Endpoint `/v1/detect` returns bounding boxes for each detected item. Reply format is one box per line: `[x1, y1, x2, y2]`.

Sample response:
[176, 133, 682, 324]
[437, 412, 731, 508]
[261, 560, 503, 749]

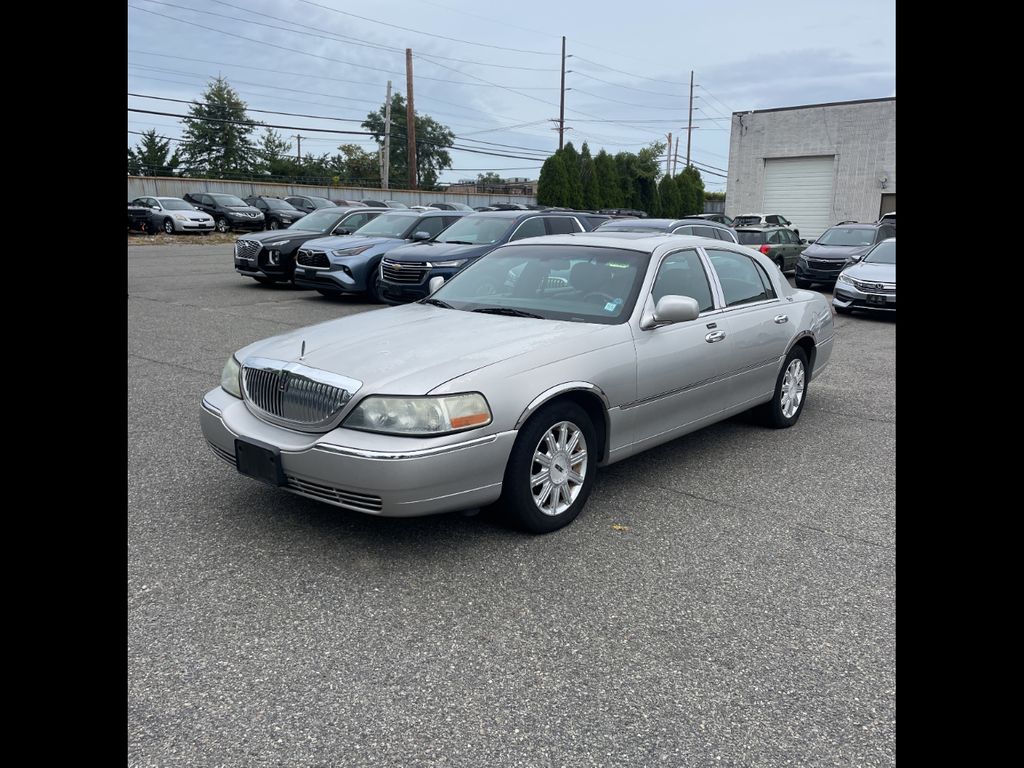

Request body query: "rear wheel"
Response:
[501, 401, 597, 534]
[774, 256, 785, 273]
[760, 346, 809, 428]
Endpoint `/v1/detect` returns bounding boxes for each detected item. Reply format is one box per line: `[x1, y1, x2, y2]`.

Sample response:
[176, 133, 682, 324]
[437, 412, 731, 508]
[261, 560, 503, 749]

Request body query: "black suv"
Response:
[376, 210, 595, 304]
[183, 192, 264, 232]
[233, 207, 386, 285]
[243, 196, 306, 230]
[735, 226, 807, 273]
[796, 221, 897, 288]
[284, 195, 336, 214]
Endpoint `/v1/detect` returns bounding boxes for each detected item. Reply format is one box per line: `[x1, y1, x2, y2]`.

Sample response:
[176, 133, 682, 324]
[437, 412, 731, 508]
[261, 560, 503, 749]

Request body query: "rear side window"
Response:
[510, 217, 547, 241]
[767, 230, 783, 244]
[672, 225, 695, 236]
[693, 226, 719, 238]
[651, 249, 714, 313]
[705, 249, 773, 307]
[545, 217, 580, 235]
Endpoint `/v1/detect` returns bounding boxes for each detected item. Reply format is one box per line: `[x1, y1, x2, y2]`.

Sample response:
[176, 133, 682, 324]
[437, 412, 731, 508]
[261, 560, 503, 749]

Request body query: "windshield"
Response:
[434, 216, 513, 244]
[737, 231, 766, 244]
[263, 198, 296, 211]
[309, 197, 335, 209]
[863, 240, 896, 264]
[430, 244, 651, 325]
[287, 208, 340, 233]
[350, 212, 417, 238]
[158, 198, 193, 211]
[209, 194, 248, 207]
[816, 227, 875, 246]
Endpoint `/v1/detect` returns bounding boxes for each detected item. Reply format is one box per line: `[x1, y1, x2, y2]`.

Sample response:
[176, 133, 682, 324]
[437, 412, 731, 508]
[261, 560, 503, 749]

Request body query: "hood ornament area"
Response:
[300, 340, 306, 359]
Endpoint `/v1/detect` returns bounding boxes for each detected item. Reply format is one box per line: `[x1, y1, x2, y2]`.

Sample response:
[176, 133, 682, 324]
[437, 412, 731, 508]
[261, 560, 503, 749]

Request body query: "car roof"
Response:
[735, 225, 785, 231]
[828, 223, 881, 230]
[464, 209, 583, 219]
[503, 231, 737, 253]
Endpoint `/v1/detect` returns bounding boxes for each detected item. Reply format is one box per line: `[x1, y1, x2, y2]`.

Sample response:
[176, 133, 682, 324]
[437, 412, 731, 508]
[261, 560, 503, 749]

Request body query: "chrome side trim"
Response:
[514, 382, 611, 430]
[201, 398, 223, 417]
[312, 432, 506, 460]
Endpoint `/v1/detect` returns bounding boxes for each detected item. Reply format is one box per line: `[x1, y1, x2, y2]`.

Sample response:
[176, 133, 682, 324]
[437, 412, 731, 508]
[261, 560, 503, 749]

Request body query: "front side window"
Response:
[706, 249, 773, 307]
[336, 212, 375, 231]
[430, 245, 650, 325]
[351, 213, 419, 238]
[288, 209, 339, 233]
[411, 216, 446, 238]
[510, 217, 547, 241]
[434, 216, 514, 245]
[650, 249, 714, 313]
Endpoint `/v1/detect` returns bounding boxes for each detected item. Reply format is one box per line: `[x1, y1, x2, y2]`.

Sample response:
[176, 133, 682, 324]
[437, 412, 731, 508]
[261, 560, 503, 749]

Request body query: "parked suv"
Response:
[733, 212, 795, 232]
[131, 196, 216, 234]
[284, 195, 335, 214]
[183, 193, 264, 232]
[376, 210, 593, 304]
[596, 217, 738, 243]
[243, 196, 306, 230]
[735, 226, 806, 273]
[293, 210, 467, 301]
[795, 222, 896, 288]
[233, 207, 386, 285]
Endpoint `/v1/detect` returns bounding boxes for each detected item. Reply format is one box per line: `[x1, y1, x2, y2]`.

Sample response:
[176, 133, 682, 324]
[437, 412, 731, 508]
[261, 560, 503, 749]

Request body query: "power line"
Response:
[570, 55, 693, 88]
[570, 87, 692, 112]
[128, 92, 367, 123]
[568, 69, 689, 99]
[696, 84, 738, 116]
[292, 0, 558, 56]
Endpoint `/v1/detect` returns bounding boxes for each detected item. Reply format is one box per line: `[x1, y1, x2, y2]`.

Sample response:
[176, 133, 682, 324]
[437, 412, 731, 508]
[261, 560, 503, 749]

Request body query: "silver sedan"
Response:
[201, 233, 835, 533]
[833, 237, 896, 313]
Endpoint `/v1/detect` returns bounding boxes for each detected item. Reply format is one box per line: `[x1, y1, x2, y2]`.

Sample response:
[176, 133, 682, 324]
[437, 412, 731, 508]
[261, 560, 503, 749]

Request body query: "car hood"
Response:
[803, 243, 872, 260]
[299, 234, 405, 251]
[386, 240, 494, 262]
[236, 230, 323, 246]
[227, 206, 263, 215]
[272, 209, 306, 219]
[841, 261, 895, 283]
[235, 303, 609, 395]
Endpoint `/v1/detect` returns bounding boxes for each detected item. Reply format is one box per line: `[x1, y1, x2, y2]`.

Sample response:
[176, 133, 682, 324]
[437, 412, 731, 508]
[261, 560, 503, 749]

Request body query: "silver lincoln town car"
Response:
[201, 232, 835, 533]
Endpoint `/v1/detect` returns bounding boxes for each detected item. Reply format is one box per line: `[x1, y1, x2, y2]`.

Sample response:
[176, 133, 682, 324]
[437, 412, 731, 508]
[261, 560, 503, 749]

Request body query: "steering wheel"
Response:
[583, 292, 616, 306]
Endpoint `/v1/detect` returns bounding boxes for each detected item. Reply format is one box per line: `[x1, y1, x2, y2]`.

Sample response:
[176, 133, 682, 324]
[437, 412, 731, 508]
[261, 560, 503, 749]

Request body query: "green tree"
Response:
[537, 153, 570, 206]
[674, 172, 696, 218]
[705, 190, 726, 202]
[477, 172, 504, 185]
[363, 93, 454, 189]
[560, 142, 583, 208]
[593, 150, 620, 208]
[128, 129, 180, 177]
[334, 144, 380, 186]
[178, 76, 257, 178]
[658, 174, 682, 219]
[681, 165, 706, 214]
[254, 128, 296, 180]
[637, 176, 661, 217]
[613, 152, 639, 209]
[579, 142, 600, 210]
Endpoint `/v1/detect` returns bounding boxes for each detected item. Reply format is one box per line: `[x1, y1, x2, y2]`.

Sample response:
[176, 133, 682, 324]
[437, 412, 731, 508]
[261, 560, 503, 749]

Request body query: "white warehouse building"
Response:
[725, 97, 896, 239]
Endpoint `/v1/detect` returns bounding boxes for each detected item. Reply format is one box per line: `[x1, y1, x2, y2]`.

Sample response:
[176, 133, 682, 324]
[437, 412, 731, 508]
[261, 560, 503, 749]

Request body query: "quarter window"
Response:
[650, 249, 714, 313]
[705, 249, 774, 307]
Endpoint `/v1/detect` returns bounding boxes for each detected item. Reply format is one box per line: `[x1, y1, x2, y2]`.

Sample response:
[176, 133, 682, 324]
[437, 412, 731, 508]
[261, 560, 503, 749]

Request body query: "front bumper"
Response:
[795, 260, 847, 283]
[833, 284, 896, 312]
[378, 265, 462, 304]
[200, 386, 515, 517]
[227, 217, 265, 231]
[178, 221, 215, 232]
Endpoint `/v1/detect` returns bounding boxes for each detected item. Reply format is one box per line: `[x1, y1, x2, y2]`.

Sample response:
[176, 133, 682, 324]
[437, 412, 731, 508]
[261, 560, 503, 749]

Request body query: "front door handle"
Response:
[705, 330, 726, 343]
[774, 314, 789, 324]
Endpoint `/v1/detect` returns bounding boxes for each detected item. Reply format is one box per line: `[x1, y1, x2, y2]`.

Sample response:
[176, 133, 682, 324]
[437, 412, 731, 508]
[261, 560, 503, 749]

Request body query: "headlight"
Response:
[430, 259, 468, 268]
[331, 245, 372, 257]
[221, 355, 242, 398]
[265, 240, 291, 246]
[837, 273, 853, 285]
[344, 393, 492, 436]
[174, 214, 189, 221]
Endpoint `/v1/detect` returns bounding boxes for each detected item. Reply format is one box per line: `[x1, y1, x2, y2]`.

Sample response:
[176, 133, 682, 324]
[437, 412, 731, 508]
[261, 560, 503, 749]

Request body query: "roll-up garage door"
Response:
[762, 156, 835, 239]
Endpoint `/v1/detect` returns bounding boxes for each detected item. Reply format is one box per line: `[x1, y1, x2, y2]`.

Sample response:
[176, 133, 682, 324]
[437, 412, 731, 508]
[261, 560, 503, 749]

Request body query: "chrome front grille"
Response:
[851, 278, 896, 294]
[381, 259, 428, 284]
[241, 358, 361, 430]
[808, 259, 843, 270]
[285, 475, 383, 512]
[235, 240, 261, 260]
[297, 249, 330, 269]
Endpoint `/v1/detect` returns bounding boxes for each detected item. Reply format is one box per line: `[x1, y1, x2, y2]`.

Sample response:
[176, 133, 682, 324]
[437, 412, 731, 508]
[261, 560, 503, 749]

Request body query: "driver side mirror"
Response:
[411, 230, 432, 241]
[151, 206, 160, 212]
[800, 238, 807, 245]
[334, 227, 353, 235]
[428, 276, 445, 293]
[640, 295, 700, 329]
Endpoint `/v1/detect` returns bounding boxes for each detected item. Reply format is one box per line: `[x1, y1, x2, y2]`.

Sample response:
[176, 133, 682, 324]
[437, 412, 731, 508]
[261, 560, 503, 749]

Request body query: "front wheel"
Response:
[215, 217, 229, 233]
[366, 263, 383, 303]
[501, 401, 597, 534]
[162, 218, 175, 235]
[269, 219, 280, 230]
[761, 346, 809, 428]
[795, 277, 812, 289]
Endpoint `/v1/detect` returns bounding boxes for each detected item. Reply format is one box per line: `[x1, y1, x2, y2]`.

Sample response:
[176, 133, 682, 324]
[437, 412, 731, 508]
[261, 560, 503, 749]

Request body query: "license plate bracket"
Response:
[235, 438, 285, 486]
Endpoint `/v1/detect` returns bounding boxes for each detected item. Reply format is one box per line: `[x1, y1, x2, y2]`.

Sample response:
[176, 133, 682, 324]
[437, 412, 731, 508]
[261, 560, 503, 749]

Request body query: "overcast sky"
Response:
[127, 0, 896, 191]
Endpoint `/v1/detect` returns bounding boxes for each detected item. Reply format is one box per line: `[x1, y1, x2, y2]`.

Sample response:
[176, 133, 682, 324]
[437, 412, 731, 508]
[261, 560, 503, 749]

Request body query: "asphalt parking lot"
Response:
[128, 242, 895, 767]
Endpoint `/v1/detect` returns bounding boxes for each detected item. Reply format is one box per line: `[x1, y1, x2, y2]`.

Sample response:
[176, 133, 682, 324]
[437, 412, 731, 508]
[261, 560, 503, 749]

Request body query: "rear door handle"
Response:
[705, 330, 726, 343]
[774, 314, 789, 324]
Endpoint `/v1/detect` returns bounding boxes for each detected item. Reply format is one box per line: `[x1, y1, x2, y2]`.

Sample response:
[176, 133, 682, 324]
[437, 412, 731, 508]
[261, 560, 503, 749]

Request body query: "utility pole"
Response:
[672, 135, 680, 176]
[558, 36, 566, 150]
[405, 49, 417, 189]
[665, 132, 672, 176]
[382, 80, 392, 190]
[292, 134, 303, 161]
[685, 70, 694, 169]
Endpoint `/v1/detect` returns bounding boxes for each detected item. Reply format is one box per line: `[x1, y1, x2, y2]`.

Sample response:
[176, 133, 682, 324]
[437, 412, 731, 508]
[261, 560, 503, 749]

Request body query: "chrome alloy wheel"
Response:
[781, 358, 806, 418]
[530, 421, 588, 516]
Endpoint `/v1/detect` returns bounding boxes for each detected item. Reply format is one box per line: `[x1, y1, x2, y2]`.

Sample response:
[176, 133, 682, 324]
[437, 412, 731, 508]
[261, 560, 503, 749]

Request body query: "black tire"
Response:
[760, 346, 809, 429]
[269, 219, 281, 230]
[215, 217, 229, 233]
[795, 277, 812, 289]
[366, 262, 383, 303]
[774, 256, 785, 273]
[316, 288, 342, 298]
[162, 218, 175, 235]
[501, 401, 598, 534]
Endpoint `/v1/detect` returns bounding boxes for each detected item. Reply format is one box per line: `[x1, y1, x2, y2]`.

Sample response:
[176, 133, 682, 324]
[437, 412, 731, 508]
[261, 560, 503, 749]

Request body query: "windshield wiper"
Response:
[440, 240, 474, 245]
[419, 298, 452, 309]
[471, 307, 543, 319]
